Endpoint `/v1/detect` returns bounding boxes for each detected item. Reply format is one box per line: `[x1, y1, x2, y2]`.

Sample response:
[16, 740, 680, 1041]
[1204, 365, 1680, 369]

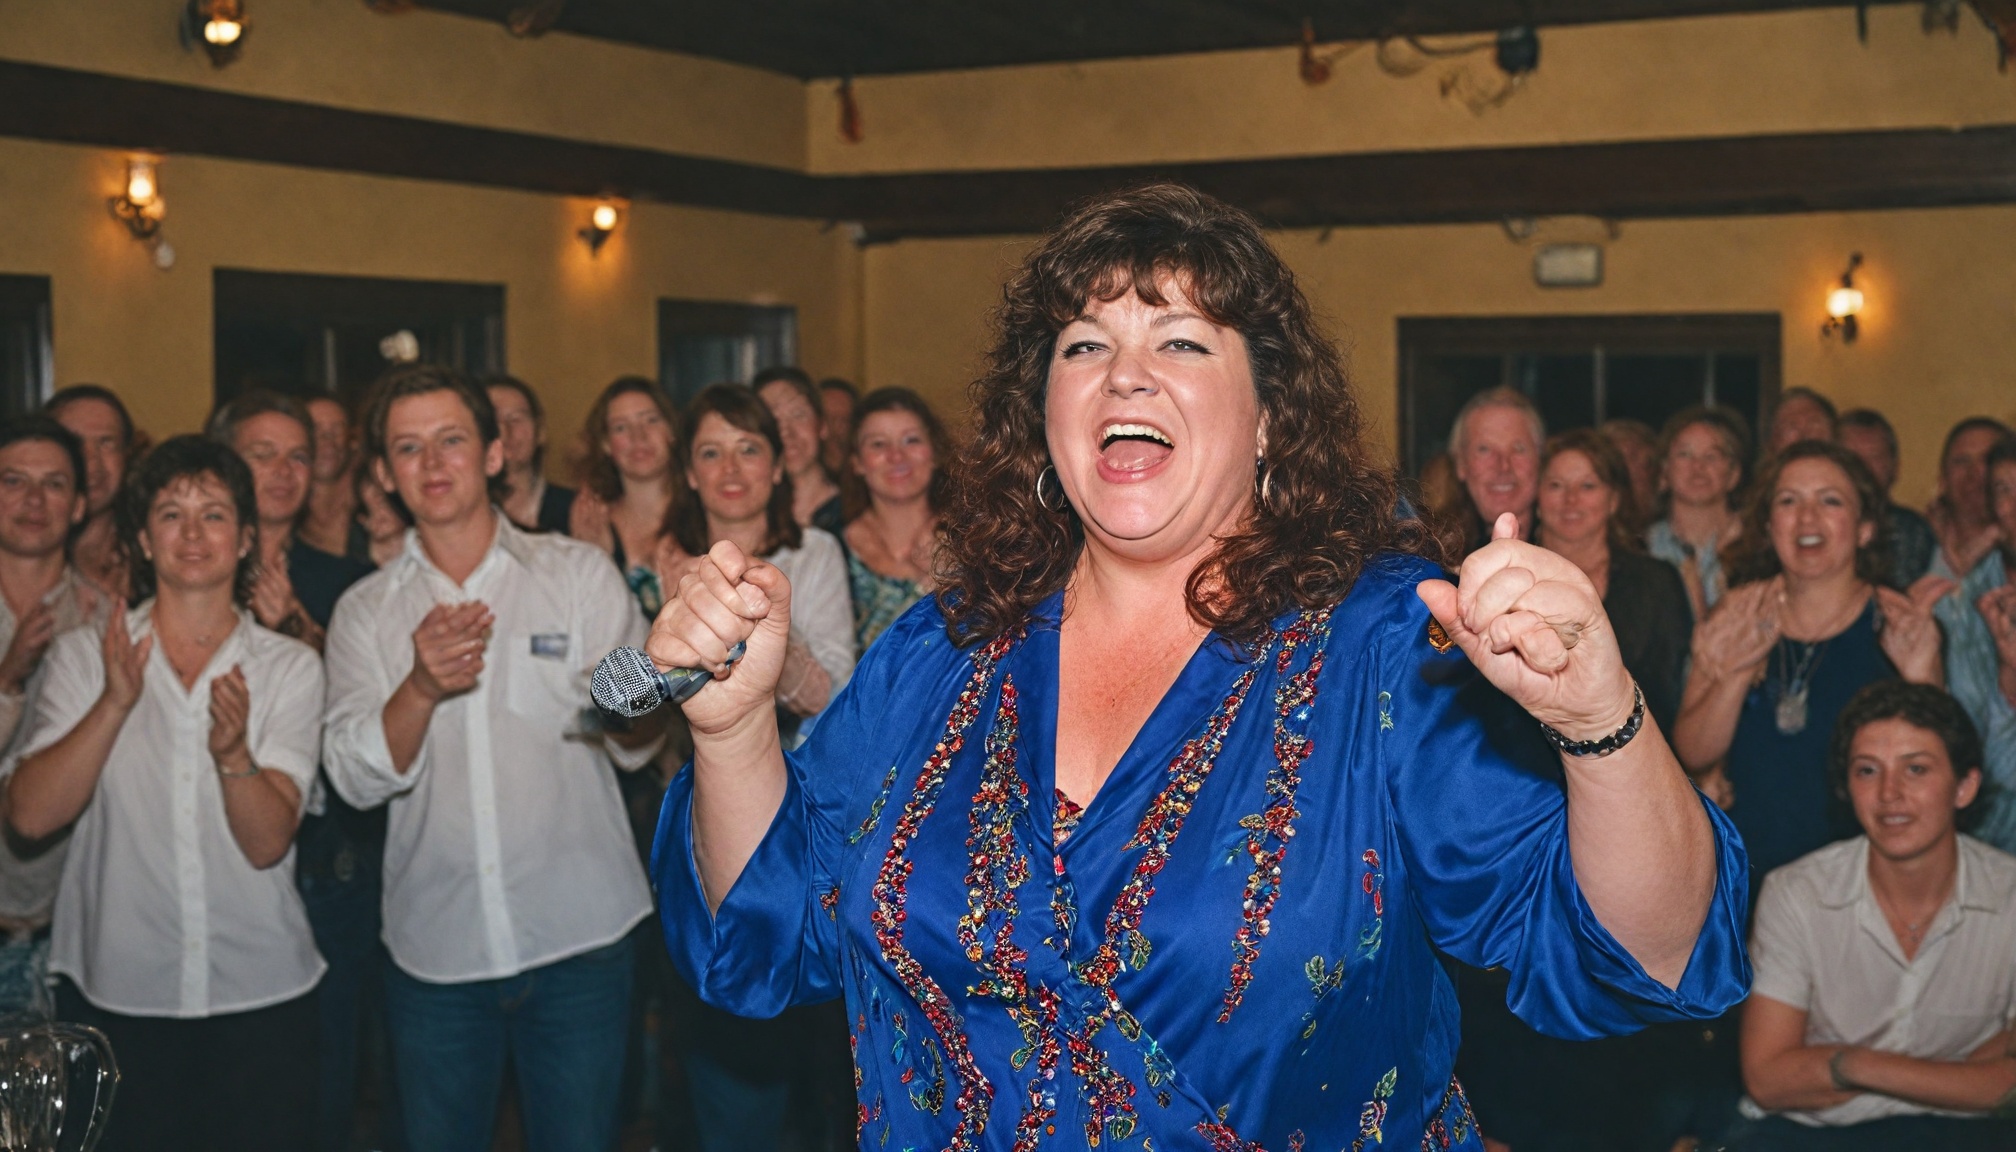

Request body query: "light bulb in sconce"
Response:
[110, 156, 167, 241]
[183, 1, 248, 67]
[1821, 253, 1864, 343]
[580, 201, 623, 254]
[125, 159, 157, 207]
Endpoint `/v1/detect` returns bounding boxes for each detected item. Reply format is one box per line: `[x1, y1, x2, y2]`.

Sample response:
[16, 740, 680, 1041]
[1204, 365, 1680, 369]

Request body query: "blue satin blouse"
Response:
[654, 553, 1750, 1152]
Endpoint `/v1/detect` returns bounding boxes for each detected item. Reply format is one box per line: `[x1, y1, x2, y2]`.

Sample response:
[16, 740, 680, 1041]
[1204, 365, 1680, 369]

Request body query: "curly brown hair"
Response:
[936, 183, 1440, 649]
[1724, 440, 1891, 588]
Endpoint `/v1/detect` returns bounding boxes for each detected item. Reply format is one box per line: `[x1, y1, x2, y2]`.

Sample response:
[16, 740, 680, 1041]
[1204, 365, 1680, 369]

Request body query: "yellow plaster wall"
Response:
[0, 0, 806, 170]
[0, 137, 858, 466]
[808, 6, 2016, 173]
[860, 206, 2016, 508]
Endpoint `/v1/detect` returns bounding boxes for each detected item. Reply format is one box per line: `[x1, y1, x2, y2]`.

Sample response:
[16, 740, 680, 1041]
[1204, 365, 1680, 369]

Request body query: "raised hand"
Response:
[1416, 513, 1636, 742]
[0, 600, 57, 695]
[645, 539, 793, 737]
[1978, 584, 2016, 670]
[99, 610, 152, 713]
[250, 561, 298, 630]
[407, 602, 493, 702]
[207, 665, 252, 771]
[1876, 573, 1954, 687]
[1692, 576, 1783, 686]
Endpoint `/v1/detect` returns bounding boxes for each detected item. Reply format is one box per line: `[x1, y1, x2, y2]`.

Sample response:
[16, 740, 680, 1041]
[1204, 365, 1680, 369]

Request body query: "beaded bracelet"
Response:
[1537, 681, 1645, 759]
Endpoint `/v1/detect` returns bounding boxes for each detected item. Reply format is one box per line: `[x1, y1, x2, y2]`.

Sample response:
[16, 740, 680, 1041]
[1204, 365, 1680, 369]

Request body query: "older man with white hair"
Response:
[1448, 385, 1545, 556]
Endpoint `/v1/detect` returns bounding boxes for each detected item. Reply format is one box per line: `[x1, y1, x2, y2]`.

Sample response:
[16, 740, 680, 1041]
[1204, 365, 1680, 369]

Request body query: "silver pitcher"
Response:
[0, 1016, 117, 1152]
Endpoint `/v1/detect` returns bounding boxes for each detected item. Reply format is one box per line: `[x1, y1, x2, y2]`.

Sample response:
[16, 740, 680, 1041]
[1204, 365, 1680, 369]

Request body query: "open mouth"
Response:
[1795, 533, 1825, 548]
[1099, 422, 1174, 473]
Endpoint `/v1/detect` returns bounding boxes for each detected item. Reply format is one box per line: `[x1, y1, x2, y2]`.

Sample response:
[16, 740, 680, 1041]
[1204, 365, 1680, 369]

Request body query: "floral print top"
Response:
[654, 553, 1750, 1152]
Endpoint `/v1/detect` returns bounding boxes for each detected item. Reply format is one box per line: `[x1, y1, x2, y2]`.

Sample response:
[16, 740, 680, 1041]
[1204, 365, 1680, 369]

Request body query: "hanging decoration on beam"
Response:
[1297, 19, 1361, 85]
[838, 76, 863, 144]
[507, 0, 567, 38]
[1918, 1, 2016, 69]
[1371, 27, 1539, 114]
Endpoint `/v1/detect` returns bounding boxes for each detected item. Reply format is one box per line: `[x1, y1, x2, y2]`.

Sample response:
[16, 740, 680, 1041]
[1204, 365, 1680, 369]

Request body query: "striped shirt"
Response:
[1934, 551, 2016, 854]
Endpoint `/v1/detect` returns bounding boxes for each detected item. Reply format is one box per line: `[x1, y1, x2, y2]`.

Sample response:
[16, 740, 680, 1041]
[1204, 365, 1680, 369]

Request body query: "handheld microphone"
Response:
[590, 642, 746, 718]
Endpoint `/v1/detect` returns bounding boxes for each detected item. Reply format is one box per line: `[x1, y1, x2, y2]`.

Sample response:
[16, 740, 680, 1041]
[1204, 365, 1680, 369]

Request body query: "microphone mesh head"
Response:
[591, 646, 662, 718]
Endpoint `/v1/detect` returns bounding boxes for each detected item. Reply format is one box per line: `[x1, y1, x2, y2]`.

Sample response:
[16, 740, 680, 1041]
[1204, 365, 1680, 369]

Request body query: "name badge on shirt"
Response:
[530, 633, 571, 660]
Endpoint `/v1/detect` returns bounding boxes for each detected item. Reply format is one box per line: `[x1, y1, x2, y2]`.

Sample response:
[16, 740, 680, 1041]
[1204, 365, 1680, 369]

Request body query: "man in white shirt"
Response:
[0, 416, 110, 1016]
[1738, 680, 2016, 1150]
[323, 365, 666, 1152]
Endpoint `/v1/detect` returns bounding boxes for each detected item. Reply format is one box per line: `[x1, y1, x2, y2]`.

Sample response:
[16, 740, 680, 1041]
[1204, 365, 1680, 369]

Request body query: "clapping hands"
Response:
[1875, 574, 1955, 687]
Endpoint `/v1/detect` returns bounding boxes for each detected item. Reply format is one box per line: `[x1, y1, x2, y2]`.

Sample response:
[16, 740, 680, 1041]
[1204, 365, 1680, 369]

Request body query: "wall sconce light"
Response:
[109, 157, 165, 240]
[579, 201, 621, 254]
[182, 0, 248, 68]
[1821, 252, 1864, 343]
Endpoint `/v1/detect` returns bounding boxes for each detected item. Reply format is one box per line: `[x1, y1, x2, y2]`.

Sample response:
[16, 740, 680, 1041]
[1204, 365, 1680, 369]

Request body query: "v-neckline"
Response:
[1020, 593, 1250, 850]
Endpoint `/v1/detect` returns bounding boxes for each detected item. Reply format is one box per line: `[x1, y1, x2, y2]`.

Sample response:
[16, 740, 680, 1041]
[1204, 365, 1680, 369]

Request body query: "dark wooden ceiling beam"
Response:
[4, 60, 2012, 244]
[416, 0, 1865, 78]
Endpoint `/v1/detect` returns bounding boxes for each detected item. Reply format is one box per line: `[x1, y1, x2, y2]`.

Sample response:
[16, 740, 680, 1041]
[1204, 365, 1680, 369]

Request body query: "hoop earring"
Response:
[1035, 465, 1069, 513]
[1256, 459, 1276, 511]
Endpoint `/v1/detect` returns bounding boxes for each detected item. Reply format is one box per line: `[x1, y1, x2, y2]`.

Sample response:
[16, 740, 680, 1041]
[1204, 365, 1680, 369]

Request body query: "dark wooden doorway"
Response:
[214, 269, 505, 412]
[657, 299, 797, 409]
[0, 275, 53, 418]
[1397, 313, 1781, 475]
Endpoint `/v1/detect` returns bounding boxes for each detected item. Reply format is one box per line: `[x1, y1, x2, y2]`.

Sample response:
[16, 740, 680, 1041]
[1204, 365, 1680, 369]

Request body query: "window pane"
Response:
[1518, 353, 1595, 434]
[1607, 354, 1708, 430]
[1410, 354, 1503, 466]
[1712, 353, 1764, 438]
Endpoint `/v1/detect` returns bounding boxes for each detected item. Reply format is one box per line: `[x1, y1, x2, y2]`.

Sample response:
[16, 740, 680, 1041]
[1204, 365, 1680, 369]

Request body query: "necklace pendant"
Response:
[1775, 686, 1809, 735]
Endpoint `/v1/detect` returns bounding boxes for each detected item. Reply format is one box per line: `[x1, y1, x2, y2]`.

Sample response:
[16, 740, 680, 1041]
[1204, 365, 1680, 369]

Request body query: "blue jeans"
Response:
[384, 936, 634, 1152]
[295, 805, 394, 1152]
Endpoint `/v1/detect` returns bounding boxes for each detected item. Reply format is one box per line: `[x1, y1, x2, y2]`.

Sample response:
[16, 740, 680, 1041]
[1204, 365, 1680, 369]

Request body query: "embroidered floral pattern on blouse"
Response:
[1195, 1120, 1263, 1152]
[850, 764, 904, 845]
[1357, 849, 1385, 961]
[1054, 790, 1084, 845]
[1350, 1068, 1397, 1152]
[1221, 609, 1332, 1022]
[1420, 1076, 1476, 1151]
[1298, 953, 1347, 1043]
[867, 633, 1014, 1150]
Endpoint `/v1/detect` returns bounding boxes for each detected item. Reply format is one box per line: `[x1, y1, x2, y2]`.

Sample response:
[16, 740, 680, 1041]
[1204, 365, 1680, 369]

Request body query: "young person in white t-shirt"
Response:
[322, 364, 667, 1152]
[8, 436, 325, 1151]
[1738, 680, 2016, 1150]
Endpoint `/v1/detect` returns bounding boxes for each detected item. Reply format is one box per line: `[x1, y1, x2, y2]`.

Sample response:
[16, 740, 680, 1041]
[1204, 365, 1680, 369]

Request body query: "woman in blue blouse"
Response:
[646, 184, 1749, 1152]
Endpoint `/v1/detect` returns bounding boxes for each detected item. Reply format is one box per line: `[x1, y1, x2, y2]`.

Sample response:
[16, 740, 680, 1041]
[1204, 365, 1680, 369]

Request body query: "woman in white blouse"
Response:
[656, 384, 855, 739]
[6, 436, 324, 1152]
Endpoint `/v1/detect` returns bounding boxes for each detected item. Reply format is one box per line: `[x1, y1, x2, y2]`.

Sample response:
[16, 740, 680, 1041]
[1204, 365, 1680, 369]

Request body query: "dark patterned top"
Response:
[654, 554, 1750, 1152]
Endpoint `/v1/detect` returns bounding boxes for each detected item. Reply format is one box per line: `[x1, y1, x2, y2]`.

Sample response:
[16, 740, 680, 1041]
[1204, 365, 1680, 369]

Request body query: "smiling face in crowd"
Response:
[1044, 277, 1261, 568]
[1662, 421, 1742, 512]
[1941, 424, 2004, 527]
[377, 390, 503, 530]
[488, 385, 542, 476]
[685, 412, 781, 529]
[1455, 404, 1540, 528]
[758, 382, 823, 478]
[854, 408, 936, 505]
[1767, 456, 1873, 583]
[1845, 717, 1979, 865]
[1768, 395, 1834, 454]
[1537, 449, 1617, 552]
[232, 411, 314, 532]
[0, 439, 86, 560]
[602, 390, 673, 486]
[306, 396, 353, 485]
[140, 472, 251, 596]
[52, 397, 128, 519]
